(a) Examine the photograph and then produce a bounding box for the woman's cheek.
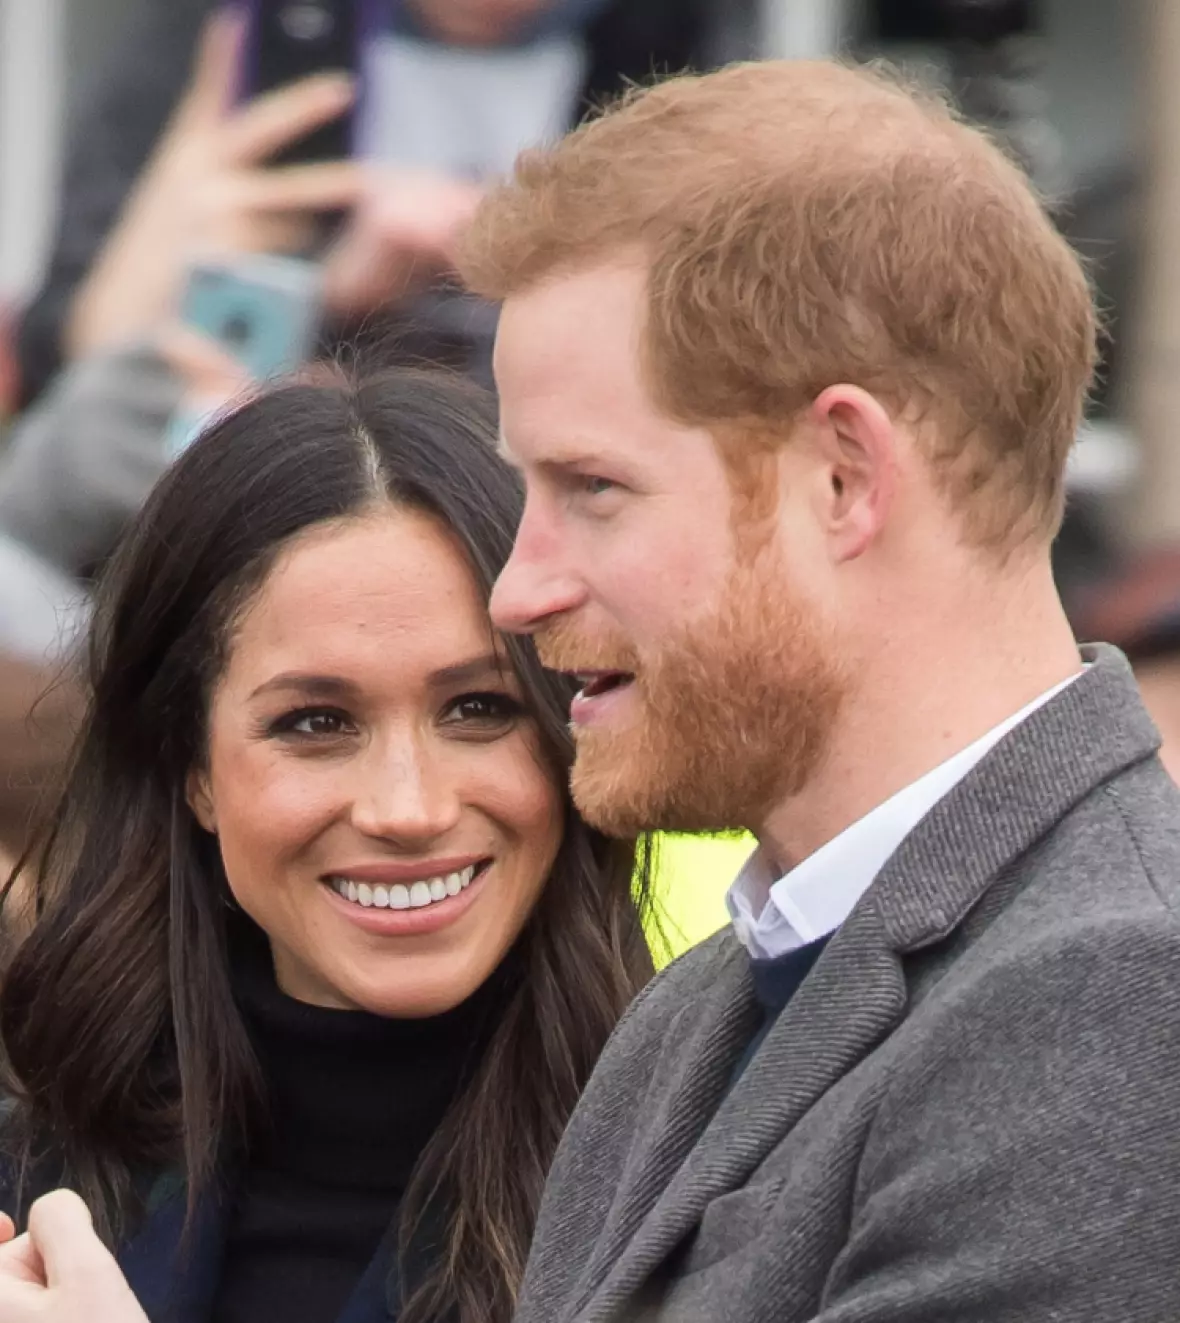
[211,745,349,875]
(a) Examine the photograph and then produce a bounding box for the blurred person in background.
[0,367,657,1323]
[0,0,755,584]
[13,0,752,408]
[1071,544,1180,782]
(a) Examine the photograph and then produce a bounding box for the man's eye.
[583,476,616,496]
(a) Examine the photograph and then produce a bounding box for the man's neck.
[757,573,1082,873]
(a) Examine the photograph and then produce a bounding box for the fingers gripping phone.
[231,0,382,164]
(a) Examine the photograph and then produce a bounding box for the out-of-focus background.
[0,0,1172,945]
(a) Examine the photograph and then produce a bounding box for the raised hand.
[322,166,486,316]
[66,8,363,361]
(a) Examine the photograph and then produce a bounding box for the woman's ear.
[186,769,217,835]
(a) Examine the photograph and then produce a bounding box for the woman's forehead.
[221,513,496,692]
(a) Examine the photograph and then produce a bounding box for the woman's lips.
[321,859,493,937]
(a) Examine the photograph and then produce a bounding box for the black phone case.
[236,0,383,165]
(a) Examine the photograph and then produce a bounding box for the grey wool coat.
[514,645,1180,1323]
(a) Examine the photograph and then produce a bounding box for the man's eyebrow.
[496,429,620,473]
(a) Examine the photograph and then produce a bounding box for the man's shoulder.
[577,927,741,1099]
[892,761,1180,1092]
[631,927,743,1027]
[1029,753,1180,922]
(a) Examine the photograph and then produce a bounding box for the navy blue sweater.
[730,936,832,1085]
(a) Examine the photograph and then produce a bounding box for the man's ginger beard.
[535,547,849,838]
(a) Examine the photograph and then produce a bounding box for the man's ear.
[808,384,899,562]
[186,769,217,835]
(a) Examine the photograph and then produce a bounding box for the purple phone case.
[228,0,387,156]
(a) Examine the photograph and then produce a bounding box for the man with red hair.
[468,58,1180,1323]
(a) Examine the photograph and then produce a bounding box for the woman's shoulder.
[0,1102,179,1228]
[0,1096,42,1214]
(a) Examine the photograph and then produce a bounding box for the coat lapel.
[572,646,1161,1322]
[116,1180,397,1323]
[570,938,761,1312]
[573,903,906,1322]
[335,1239,398,1323]
[118,1183,228,1323]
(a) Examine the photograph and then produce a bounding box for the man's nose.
[491,510,585,635]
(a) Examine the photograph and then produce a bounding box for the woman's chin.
[303,946,498,1020]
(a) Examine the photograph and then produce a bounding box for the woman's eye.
[442,693,523,728]
[270,708,353,738]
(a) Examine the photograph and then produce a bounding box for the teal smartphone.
[179,254,323,381]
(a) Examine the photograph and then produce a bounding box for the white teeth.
[329,865,483,911]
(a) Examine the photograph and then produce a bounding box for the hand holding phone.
[180,254,323,381]
[322,167,485,316]
[67,9,364,362]
[165,253,322,456]
[232,1,377,166]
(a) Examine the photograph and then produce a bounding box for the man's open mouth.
[573,670,636,698]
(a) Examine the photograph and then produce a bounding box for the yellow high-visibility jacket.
[646,833,754,965]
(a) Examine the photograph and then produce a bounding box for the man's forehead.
[494,262,647,381]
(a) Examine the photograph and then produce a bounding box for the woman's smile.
[321,856,495,936]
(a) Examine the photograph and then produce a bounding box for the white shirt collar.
[727,671,1083,960]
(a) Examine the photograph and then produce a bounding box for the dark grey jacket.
[515,645,1180,1323]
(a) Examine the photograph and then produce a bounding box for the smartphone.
[231,0,384,164]
[166,254,323,457]
[179,254,324,381]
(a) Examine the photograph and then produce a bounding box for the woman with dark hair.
[0,368,656,1323]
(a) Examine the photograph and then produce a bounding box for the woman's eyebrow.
[247,673,359,702]
[428,654,511,688]
[247,655,510,703]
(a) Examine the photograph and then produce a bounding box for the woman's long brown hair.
[0,369,657,1323]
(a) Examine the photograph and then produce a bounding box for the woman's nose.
[349,738,463,844]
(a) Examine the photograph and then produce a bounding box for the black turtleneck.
[212,928,508,1323]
